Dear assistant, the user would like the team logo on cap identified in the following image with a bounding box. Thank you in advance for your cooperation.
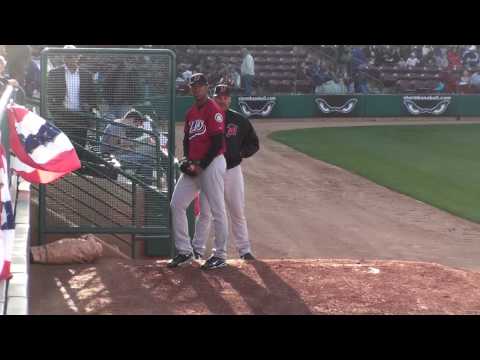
[215,113,224,123]
[315,98,358,114]
[403,96,451,115]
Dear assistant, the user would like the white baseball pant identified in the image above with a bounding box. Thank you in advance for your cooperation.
[170,155,229,259]
[192,164,251,257]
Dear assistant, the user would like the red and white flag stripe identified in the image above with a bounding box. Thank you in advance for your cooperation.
[7,105,81,184]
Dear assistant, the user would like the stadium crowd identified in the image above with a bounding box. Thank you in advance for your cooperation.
[2,45,480,96]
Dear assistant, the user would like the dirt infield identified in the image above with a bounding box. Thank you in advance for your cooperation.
[29,117,480,314]
[29,258,480,314]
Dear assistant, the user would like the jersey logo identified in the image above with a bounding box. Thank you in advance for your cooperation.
[214,113,224,123]
[188,119,206,140]
[403,96,451,115]
[238,96,276,117]
[315,98,358,114]
[225,123,238,138]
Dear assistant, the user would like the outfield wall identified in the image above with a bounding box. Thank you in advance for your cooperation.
[175,94,480,121]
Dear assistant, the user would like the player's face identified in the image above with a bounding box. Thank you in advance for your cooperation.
[214,95,231,111]
[190,84,208,101]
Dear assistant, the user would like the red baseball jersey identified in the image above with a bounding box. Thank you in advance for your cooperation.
[184,98,226,161]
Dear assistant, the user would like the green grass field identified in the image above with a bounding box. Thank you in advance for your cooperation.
[270,124,480,223]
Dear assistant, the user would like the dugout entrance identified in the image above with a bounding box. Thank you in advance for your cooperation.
[35,47,176,257]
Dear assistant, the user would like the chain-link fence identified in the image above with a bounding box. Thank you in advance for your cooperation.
[37,47,176,257]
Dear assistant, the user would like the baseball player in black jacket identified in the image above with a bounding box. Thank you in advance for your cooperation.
[192,84,259,260]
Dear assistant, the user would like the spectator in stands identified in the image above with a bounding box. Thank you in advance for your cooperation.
[344,75,355,93]
[364,45,376,65]
[399,45,412,64]
[228,65,241,89]
[353,67,369,94]
[462,46,480,70]
[351,47,368,72]
[176,69,190,95]
[182,66,193,82]
[312,62,334,94]
[447,48,462,69]
[218,64,241,90]
[422,45,434,59]
[459,70,471,85]
[434,47,449,69]
[458,70,471,94]
[419,45,435,67]
[240,48,255,96]
[406,52,420,68]
[25,45,44,99]
[382,45,400,66]
[469,71,480,92]
[440,69,459,93]
[336,45,352,76]
[47,45,98,155]
[412,46,423,61]
[5,45,31,89]
[397,56,408,69]
[434,80,445,93]
[0,56,20,92]
[101,109,156,183]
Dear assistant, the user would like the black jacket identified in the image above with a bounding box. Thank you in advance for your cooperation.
[47,65,97,113]
[224,109,259,169]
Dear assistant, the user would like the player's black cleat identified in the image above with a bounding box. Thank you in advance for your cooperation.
[167,253,194,268]
[240,253,255,260]
[201,256,227,270]
[193,250,203,260]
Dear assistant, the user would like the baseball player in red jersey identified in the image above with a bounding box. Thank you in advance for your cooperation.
[192,84,259,260]
[168,73,230,270]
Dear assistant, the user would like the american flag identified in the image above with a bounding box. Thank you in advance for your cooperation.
[0,105,80,279]
[7,105,81,184]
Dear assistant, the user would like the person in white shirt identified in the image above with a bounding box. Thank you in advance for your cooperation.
[406,52,420,68]
[182,69,193,82]
[47,45,97,158]
[240,48,255,96]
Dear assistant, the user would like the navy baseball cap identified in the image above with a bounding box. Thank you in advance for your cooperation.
[189,73,209,86]
[214,84,231,97]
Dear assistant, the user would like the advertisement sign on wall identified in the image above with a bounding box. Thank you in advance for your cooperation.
[315,96,361,117]
[237,96,277,117]
[402,95,452,116]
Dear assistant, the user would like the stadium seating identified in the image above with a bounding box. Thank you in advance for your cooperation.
[177,45,305,93]
[170,45,480,94]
